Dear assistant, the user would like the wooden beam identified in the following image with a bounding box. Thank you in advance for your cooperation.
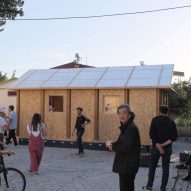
[66,90,71,139]
[156,89,160,116]
[94,89,99,140]
[124,89,129,104]
[40,90,45,122]
[16,90,20,136]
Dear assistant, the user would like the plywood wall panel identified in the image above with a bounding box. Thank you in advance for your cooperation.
[99,90,125,142]
[44,90,68,140]
[19,90,43,138]
[70,90,96,142]
[129,89,157,145]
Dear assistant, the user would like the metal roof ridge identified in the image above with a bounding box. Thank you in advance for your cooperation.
[40,69,60,88]
[125,66,136,87]
[11,69,37,88]
[94,67,110,87]
[157,65,165,86]
[66,68,83,87]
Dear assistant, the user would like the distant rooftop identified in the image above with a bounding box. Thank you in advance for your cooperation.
[0,79,17,89]
[51,61,94,69]
[173,71,184,77]
[9,64,174,90]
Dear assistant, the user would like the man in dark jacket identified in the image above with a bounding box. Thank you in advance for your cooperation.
[143,105,177,191]
[72,107,91,156]
[106,104,141,191]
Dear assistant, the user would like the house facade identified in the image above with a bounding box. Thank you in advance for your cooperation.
[10,64,174,147]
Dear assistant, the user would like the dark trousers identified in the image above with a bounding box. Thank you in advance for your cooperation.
[76,129,84,154]
[119,174,135,191]
[186,156,191,176]
[7,129,18,146]
[147,146,172,191]
[186,155,191,166]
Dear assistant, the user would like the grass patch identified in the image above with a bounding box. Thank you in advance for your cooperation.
[175,117,191,127]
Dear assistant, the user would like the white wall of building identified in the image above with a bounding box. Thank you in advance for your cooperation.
[0,81,17,115]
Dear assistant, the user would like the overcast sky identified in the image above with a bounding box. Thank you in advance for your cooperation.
[0,0,191,79]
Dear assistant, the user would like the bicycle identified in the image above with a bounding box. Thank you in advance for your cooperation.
[0,154,26,191]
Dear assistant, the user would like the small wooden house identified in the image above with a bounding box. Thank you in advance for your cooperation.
[10,64,174,148]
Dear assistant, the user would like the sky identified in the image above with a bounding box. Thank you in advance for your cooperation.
[0,0,191,79]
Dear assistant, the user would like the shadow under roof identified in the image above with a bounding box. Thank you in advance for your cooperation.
[9,64,174,89]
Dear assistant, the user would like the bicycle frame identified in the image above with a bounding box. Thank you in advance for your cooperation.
[0,155,9,188]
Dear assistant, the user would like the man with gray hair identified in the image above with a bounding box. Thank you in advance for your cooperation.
[106,104,140,191]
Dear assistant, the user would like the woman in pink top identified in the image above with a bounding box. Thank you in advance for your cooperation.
[27,113,46,175]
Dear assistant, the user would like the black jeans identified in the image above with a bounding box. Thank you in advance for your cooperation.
[186,156,191,176]
[119,174,136,191]
[147,146,172,191]
[76,129,84,154]
[7,129,18,146]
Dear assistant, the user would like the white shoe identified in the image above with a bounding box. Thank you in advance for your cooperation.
[142,186,152,191]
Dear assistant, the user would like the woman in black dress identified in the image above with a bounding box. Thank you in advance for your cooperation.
[106,104,141,191]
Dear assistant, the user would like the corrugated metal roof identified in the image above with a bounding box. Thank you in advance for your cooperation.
[9,64,174,89]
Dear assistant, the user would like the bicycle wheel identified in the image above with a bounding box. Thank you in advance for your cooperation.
[0,168,26,191]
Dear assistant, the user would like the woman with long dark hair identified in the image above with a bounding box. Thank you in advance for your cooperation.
[27,113,46,175]
[106,104,141,191]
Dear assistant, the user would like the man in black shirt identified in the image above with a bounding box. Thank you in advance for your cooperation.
[72,107,91,156]
[143,106,177,191]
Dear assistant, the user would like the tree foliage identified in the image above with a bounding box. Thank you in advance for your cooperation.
[169,79,191,117]
[0,70,17,83]
[0,71,8,82]
[0,0,24,31]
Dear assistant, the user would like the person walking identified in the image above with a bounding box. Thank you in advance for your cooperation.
[27,113,46,175]
[143,105,177,191]
[6,105,18,146]
[72,107,91,156]
[106,104,141,191]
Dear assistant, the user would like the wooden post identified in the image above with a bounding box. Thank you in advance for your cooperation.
[66,90,71,139]
[124,89,129,104]
[40,90,45,122]
[94,89,99,140]
[156,89,160,116]
[16,90,20,136]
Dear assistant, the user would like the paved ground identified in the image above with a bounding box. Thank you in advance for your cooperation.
[3,141,191,191]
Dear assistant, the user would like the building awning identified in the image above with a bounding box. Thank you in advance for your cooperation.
[9,64,174,90]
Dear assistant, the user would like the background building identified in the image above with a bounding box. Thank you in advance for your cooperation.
[0,80,17,114]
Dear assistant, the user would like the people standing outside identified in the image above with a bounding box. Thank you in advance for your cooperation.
[143,105,177,191]
[27,113,46,175]
[6,105,18,146]
[72,107,91,156]
[106,104,141,191]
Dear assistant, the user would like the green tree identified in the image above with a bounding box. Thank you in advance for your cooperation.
[0,71,8,82]
[169,79,191,117]
[0,0,24,31]
[11,70,17,80]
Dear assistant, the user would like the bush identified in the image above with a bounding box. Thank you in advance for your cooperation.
[175,117,191,127]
